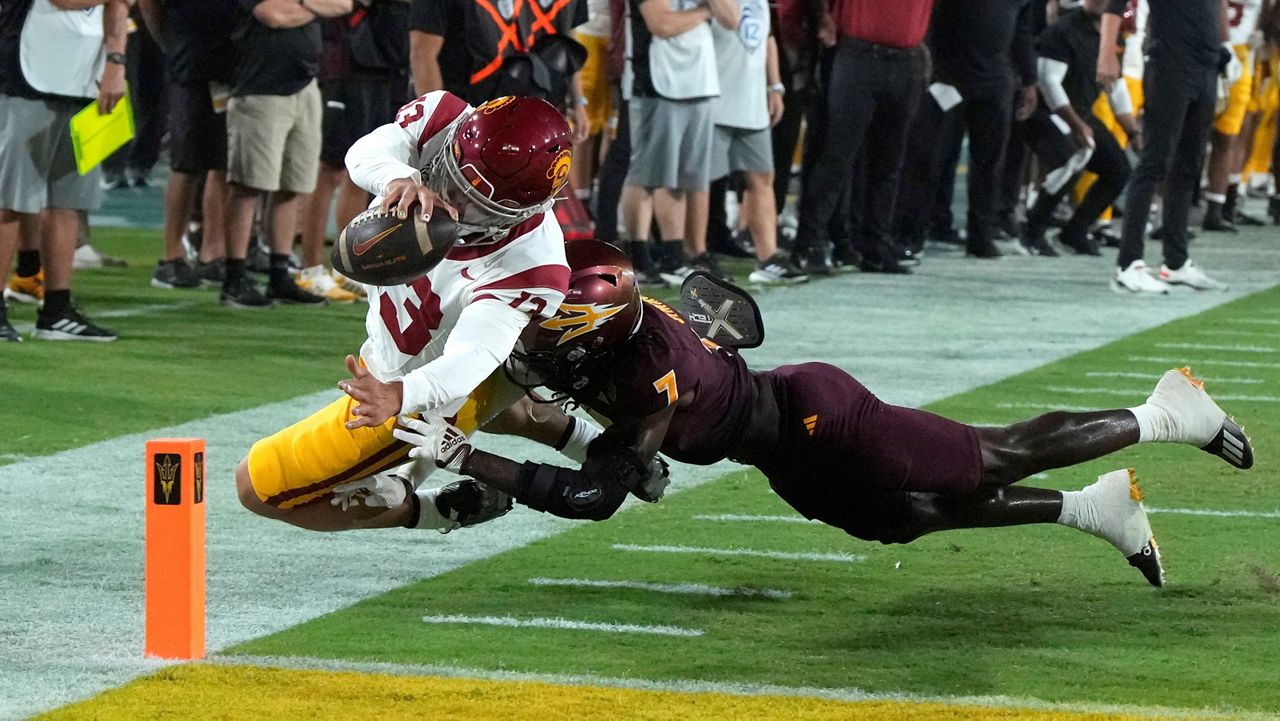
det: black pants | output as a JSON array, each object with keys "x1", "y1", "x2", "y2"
[
  {"x1": 797, "y1": 38, "x2": 925, "y2": 262},
  {"x1": 104, "y1": 27, "x2": 168, "y2": 176},
  {"x1": 1025, "y1": 113, "x2": 1131, "y2": 242},
  {"x1": 594, "y1": 90, "x2": 629, "y2": 244},
  {"x1": 1118, "y1": 58, "x2": 1217, "y2": 270}
]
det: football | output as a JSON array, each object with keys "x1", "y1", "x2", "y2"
[{"x1": 331, "y1": 205, "x2": 457, "y2": 286}]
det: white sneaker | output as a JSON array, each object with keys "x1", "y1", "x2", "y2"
[
  {"x1": 1159, "y1": 260, "x2": 1227, "y2": 291},
  {"x1": 297, "y1": 265, "x2": 358, "y2": 303},
  {"x1": 1062, "y1": 469, "x2": 1164, "y2": 587},
  {"x1": 1143, "y1": 368, "x2": 1254, "y2": 468},
  {"x1": 1111, "y1": 260, "x2": 1172, "y2": 295},
  {"x1": 748, "y1": 254, "x2": 809, "y2": 285},
  {"x1": 72, "y1": 243, "x2": 128, "y2": 270},
  {"x1": 331, "y1": 270, "x2": 368, "y2": 299}
]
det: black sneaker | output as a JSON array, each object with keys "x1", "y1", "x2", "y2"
[
  {"x1": 267, "y1": 276, "x2": 328, "y2": 306},
  {"x1": 1020, "y1": 232, "x2": 1058, "y2": 257},
  {"x1": 33, "y1": 304, "x2": 117, "y2": 342},
  {"x1": 1202, "y1": 203, "x2": 1238, "y2": 233},
  {"x1": 859, "y1": 255, "x2": 913, "y2": 274},
  {"x1": 1059, "y1": 230, "x2": 1101, "y2": 256},
  {"x1": 831, "y1": 244, "x2": 862, "y2": 273},
  {"x1": 0, "y1": 303, "x2": 20, "y2": 342},
  {"x1": 795, "y1": 244, "x2": 832, "y2": 276},
  {"x1": 636, "y1": 269, "x2": 671, "y2": 290},
  {"x1": 220, "y1": 275, "x2": 273, "y2": 309},
  {"x1": 710, "y1": 230, "x2": 755, "y2": 259},
  {"x1": 1269, "y1": 195, "x2": 1280, "y2": 224},
  {"x1": 246, "y1": 242, "x2": 272, "y2": 274},
  {"x1": 151, "y1": 258, "x2": 201, "y2": 289},
  {"x1": 748, "y1": 253, "x2": 809, "y2": 285},
  {"x1": 1234, "y1": 209, "x2": 1266, "y2": 227},
  {"x1": 966, "y1": 240, "x2": 1003, "y2": 259},
  {"x1": 195, "y1": 258, "x2": 226, "y2": 288}
]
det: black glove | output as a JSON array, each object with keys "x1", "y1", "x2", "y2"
[{"x1": 434, "y1": 479, "x2": 513, "y2": 528}]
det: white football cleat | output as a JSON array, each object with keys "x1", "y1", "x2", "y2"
[
  {"x1": 1066, "y1": 469, "x2": 1164, "y2": 587},
  {"x1": 1111, "y1": 260, "x2": 1172, "y2": 295},
  {"x1": 1144, "y1": 368, "x2": 1254, "y2": 468},
  {"x1": 1159, "y1": 260, "x2": 1226, "y2": 291}
]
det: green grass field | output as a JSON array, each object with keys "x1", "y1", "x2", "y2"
[
  {"x1": 7, "y1": 227, "x2": 1279, "y2": 718},
  {"x1": 225, "y1": 287, "x2": 1280, "y2": 715}
]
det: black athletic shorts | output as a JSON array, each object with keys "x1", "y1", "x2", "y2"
[
  {"x1": 168, "y1": 82, "x2": 227, "y2": 174},
  {"x1": 320, "y1": 75, "x2": 409, "y2": 168},
  {"x1": 756, "y1": 363, "x2": 984, "y2": 545}
]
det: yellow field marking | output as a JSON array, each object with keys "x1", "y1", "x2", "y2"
[{"x1": 36, "y1": 664, "x2": 1192, "y2": 721}]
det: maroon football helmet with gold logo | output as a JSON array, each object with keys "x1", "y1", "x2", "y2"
[
  {"x1": 425, "y1": 96, "x2": 573, "y2": 242},
  {"x1": 509, "y1": 240, "x2": 642, "y2": 395}
]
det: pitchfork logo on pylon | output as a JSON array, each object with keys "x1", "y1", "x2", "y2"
[{"x1": 154, "y1": 453, "x2": 181, "y2": 505}]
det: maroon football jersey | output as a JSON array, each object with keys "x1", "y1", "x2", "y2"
[{"x1": 573, "y1": 297, "x2": 757, "y2": 465}]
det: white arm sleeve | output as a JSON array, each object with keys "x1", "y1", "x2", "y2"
[
  {"x1": 1037, "y1": 57, "x2": 1072, "y2": 112},
  {"x1": 398, "y1": 300, "x2": 532, "y2": 416},
  {"x1": 345, "y1": 122, "x2": 422, "y2": 199},
  {"x1": 1107, "y1": 78, "x2": 1133, "y2": 117}
]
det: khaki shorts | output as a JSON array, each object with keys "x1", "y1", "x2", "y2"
[
  {"x1": 0, "y1": 94, "x2": 102, "y2": 214},
  {"x1": 227, "y1": 80, "x2": 322, "y2": 193}
]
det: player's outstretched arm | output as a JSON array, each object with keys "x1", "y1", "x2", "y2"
[{"x1": 395, "y1": 409, "x2": 675, "y2": 521}]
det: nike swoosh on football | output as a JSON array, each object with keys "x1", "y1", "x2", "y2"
[{"x1": 353, "y1": 224, "x2": 402, "y2": 256}]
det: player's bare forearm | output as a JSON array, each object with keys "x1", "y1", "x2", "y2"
[
  {"x1": 103, "y1": 0, "x2": 128, "y2": 54},
  {"x1": 639, "y1": 0, "x2": 711, "y2": 39},
  {"x1": 705, "y1": 0, "x2": 740, "y2": 30},
  {"x1": 303, "y1": 0, "x2": 353, "y2": 19},
  {"x1": 410, "y1": 32, "x2": 445, "y2": 95},
  {"x1": 458, "y1": 449, "x2": 530, "y2": 499}
]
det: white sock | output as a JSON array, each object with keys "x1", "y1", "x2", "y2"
[
  {"x1": 411, "y1": 487, "x2": 461, "y2": 533},
  {"x1": 1057, "y1": 489, "x2": 1084, "y2": 527},
  {"x1": 1128, "y1": 402, "x2": 1180, "y2": 443},
  {"x1": 558, "y1": 417, "x2": 603, "y2": 463}
]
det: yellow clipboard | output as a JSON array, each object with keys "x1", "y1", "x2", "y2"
[{"x1": 69, "y1": 88, "x2": 135, "y2": 176}]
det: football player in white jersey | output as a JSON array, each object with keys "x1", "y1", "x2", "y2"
[
  {"x1": 1203, "y1": 0, "x2": 1265, "y2": 231},
  {"x1": 234, "y1": 94, "x2": 601, "y2": 534}
]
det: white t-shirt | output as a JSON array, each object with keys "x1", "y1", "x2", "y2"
[
  {"x1": 711, "y1": 0, "x2": 767, "y2": 129},
  {"x1": 345, "y1": 91, "x2": 569, "y2": 418},
  {"x1": 1227, "y1": 0, "x2": 1262, "y2": 45},
  {"x1": 649, "y1": 0, "x2": 719, "y2": 100},
  {"x1": 20, "y1": 0, "x2": 105, "y2": 99}
]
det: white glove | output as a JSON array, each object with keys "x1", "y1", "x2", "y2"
[
  {"x1": 392, "y1": 416, "x2": 472, "y2": 474},
  {"x1": 1224, "y1": 43, "x2": 1243, "y2": 84},
  {"x1": 330, "y1": 472, "x2": 411, "y2": 511}
]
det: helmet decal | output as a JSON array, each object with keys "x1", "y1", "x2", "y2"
[
  {"x1": 547, "y1": 149, "x2": 573, "y2": 191},
  {"x1": 540, "y1": 302, "x2": 626, "y2": 345},
  {"x1": 479, "y1": 96, "x2": 516, "y2": 114},
  {"x1": 460, "y1": 163, "x2": 496, "y2": 199}
]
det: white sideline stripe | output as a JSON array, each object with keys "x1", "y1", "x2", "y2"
[
  {"x1": 693, "y1": 513, "x2": 816, "y2": 524},
  {"x1": 1086, "y1": 371, "x2": 1262, "y2": 384},
  {"x1": 421, "y1": 613, "x2": 703, "y2": 637},
  {"x1": 996, "y1": 401, "x2": 1099, "y2": 412},
  {"x1": 1155, "y1": 342, "x2": 1276, "y2": 353},
  {"x1": 612, "y1": 543, "x2": 864, "y2": 563},
  {"x1": 1045, "y1": 386, "x2": 1280, "y2": 403},
  {"x1": 1148, "y1": 507, "x2": 1280, "y2": 519},
  {"x1": 1127, "y1": 355, "x2": 1280, "y2": 369},
  {"x1": 1229, "y1": 318, "x2": 1280, "y2": 326},
  {"x1": 1195, "y1": 329, "x2": 1278, "y2": 338},
  {"x1": 527, "y1": 577, "x2": 794, "y2": 600},
  {"x1": 209, "y1": 655, "x2": 1268, "y2": 721}
]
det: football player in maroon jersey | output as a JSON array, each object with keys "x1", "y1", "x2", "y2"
[{"x1": 396, "y1": 240, "x2": 1255, "y2": 586}]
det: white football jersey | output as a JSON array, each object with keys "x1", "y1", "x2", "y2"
[
  {"x1": 346, "y1": 91, "x2": 569, "y2": 417},
  {"x1": 1227, "y1": 0, "x2": 1262, "y2": 45}
]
